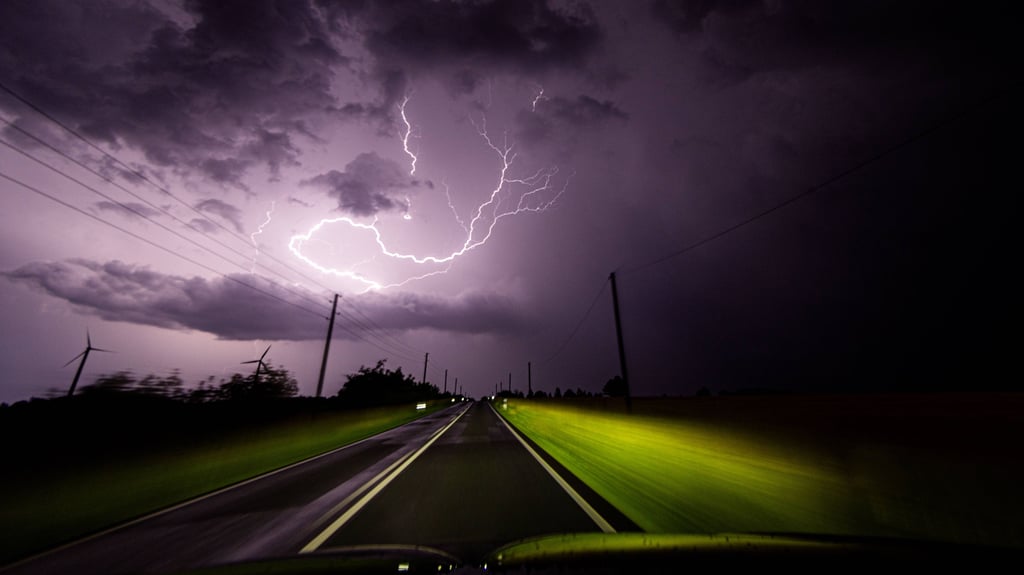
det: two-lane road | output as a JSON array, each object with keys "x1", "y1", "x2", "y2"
[
  {"x1": 311, "y1": 400, "x2": 611, "y2": 560},
  {"x1": 4, "y1": 401, "x2": 621, "y2": 573}
]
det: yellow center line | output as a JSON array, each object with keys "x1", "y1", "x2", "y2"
[
  {"x1": 489, "y1": 402, "x2": 616, "y2": 534},
  {"x1": 300, "y1": 404, "x2": 472, "y2": 553}
]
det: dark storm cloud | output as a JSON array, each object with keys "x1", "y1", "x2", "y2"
[
  {"x1": 188, "y1": 218, "x2": 220, "y2": 234},
  {"x1": 94, "y1": 201, "x2": 161, "y2": 220},
  {"x1": 0, "y1": 0, "x2": 341, "y2": 187},
  {"x1": 650, "y1": 0, "x2": 1012, "y2": 84},
  {"x1": 516, "y1": 94, "x2": 627, "y2": 144},
  {"x1": 348, "y1": 290, "x2": 529, "y2": 336},
  {"x1": 303, "y1": 152, "x2": 421, "y2": 216},
  {"x1": 321, "y1": 0, "x2": 603, "y2": 104},
  {"x1": 4, "y1": 259, "x2": 529, "y2": 340},
  {"x1": 546, "y1": 95, "x2": 628, "y2": 125},
  {"x1": 195, "y1": 199, "x2": 244, "y2": 233}
]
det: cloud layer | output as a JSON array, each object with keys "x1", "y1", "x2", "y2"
[
  {"x1": 303, "y1": 152, "x2": 423, "y2": 216},
  {"x1": 5, "y1": 259, "x2": 529, "y2": 340}
]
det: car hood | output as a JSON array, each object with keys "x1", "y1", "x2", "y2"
[{"x1": 173, "y1": 532, "x2": 1022, "y2": 574}]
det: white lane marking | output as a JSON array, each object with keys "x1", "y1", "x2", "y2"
[
  {"x1": 300, "y1": 404, "x2": 472, "y2": 552},
  {"x1": 489, "y1": 402, "x2": 616, "y2": 533},
  {"x1": 0, "y1": 406, "x2": 461, "y2": 572}
]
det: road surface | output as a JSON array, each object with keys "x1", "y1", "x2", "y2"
[{"x1": 3, "y1": 401, "x2": 629, "y2": 573}]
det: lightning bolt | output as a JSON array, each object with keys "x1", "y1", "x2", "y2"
[
  {"x1": 289, "y1": 92, "x2": 570, "y2": 291},
  {"x1": 443, "y1": 178, "x2": 468, "y2": 233},
  {"x1": 249, "y1": 201, "x2": 275, "y2": 273},
  {"x1": 532, "y1": 85, "x2": 547, "y2": 112},
  {"x1": 398, "y1": 94, "x2": 418, "y2": 176}
]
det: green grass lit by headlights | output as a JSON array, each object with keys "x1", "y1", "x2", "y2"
[
  {"x1": 0, "y1": 402, "x2": 448, "y2": 565},
  {"x1": 499, "y1": 400, "x2": 869, "y2": 535}
]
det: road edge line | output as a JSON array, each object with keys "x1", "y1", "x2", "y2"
[
  {"x1": 489, "y1": 402, "x2": 616, "y2": 534},
  {"x1": 0, "y1": 404, "x2": 459, "y2": 573},
  {"x1": 300, "y1": 404, "x2": 471, "y2": 553}
]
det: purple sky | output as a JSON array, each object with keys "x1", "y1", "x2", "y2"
[{"x1": 0, "y1": 1, "x2": 1015, "y2": 403}]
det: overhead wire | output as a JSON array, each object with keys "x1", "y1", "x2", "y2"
[
  {"x1": 541, "y1": 278, "x2": 609, "y2": 364},
  {"x1": 0, "y1": 82, "x2": 428, "y2": 359},
  {"x1": 0, "y1": 169, "x2": 327, "y2": 318},
  {"x1": 0, "y1": 134, "x2": 333, "y2": 313},
  {"x1": 619, "y1": 86, "x2": 1015, "y2": 275}
]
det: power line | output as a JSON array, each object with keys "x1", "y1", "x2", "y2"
[
  {"x1": 0, "y1": 135, "x2": 333, "y2": 313},
  {"x1": 542, "y1": 278, "x2": 608, "y2": 364},
  {"x1": 0, "y1": 169, "x2": 328, "y2": 319},
  {"x1": 0, "y1": 81, "x2": 338, "y2": 295},
  {"x1": 0, "y1": 116, "x2": 328, "y2": 305},
  {"x1": 619, "y1": 86, "x2": 1014, "y2": 275},
  {"x1": 0, "y1": 84, "x2": 427, "y2": 358}
]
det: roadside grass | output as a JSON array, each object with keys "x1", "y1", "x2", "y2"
[
  {"x1": 496, "y1": 395, "x2": 1024, "y2": 548},
  {"x1": 0, "y1": 401, "x2": 448, "y2": 565}
]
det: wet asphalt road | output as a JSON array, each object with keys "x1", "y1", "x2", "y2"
[
  {"x1": 322, "y1": 401, "x2": 601, "y2": 561},
  {"x1": 3, "y1": 401, "x2": 617, "y2": 573}
]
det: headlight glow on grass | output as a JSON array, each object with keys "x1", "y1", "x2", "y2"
[{"x1": 498, "y1": 400, "x2": 862, "y2": 536}]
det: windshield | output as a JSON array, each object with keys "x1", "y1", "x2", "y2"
[{"x1": 0, "y1": 1, "x2": 1018, "y2": 574}]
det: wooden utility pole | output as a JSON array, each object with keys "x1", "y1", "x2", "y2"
[
  {"x1": 609, "y1": 272, "x2": 633, "y2": 411},
  {"x1": 422, "y1": 352, "x2": 429, "y2": 385},
  {"x1": 508, "y1": 371, "x2": 512, "y2": 395},
  {"x1": 528, "y1": 361, "x2": 532, "y2": 396},
  {"x1": 444, "y1": 369, "x2": 448, "y2": 394},
  {"x1": 316, "y1": 293, "x2": 338, "y2": 398}
]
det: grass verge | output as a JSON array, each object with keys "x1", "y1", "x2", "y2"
[
  {"x1": 495, "y1": 395, "x2": 1024, "y2": 548},
  {"x1": 0, "y1": 401, "x2": 448, "y2": 565}
]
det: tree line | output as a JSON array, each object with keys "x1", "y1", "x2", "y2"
[{"x1": 4, "y1": 359, "x2": 448, "y2": 408}]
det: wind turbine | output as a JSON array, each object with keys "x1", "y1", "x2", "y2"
[
  {"x1": 242, "y1": 345, "x2": 271, "y2": 386},
  {"x1": 63, "y1": 330, "x2": 113, "y2": 397}
]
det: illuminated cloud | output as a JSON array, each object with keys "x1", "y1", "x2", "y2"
[
  {"x1": 195, "y1": 199, "x2": 245, "y2": 233},
  {"x1": 303, "y1": 152, "x2": 423, "y2": 216},
  {"x1": 4, "y1": 259, "x2": 528, "y2": 340}
]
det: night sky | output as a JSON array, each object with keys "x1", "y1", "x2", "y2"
[{"x1": 0, "y1": 0, "x2": 1016, "y2": 403}]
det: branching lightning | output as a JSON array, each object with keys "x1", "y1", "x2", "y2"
[
  {"x1": 249, "y1": 201, "x2": 275, "y2": 273},
  {"x1": 398, "y1": 94, "x2": 418, "y2": 176},
  {"x1": 442, "y1": 178, "x2": 468, "y2": 233},
  {"x1": 289, "y1": 91, "x2": 570, "y2": 291},
  {"x1": 531, "y1": 85, "x2": 547, "y2": 112}
]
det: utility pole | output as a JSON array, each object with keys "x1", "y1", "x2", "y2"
[
  {"x1": 528, "y1": 361, "x2": 532, "y2": 396},
  {"x1": 494, "y1": 382, "x2": 498, "y2": 396},
  {"x1": 609, "y1": 272, "x2": 633, "y2": 411},
  {"x1": 316, "y1": 293, "x2": 338, "y2": 398},
  {"x1": 454, "y1": 377, "x2": 458, "y2": 396},
  {"x1": 508, "y1": 371, "x2": 512, "y2": 395},
  {"x1": 444, "y1": 369, "x2": 448, "y2": 394},
  {"x1": 422, "y1": 352, "x2": 429, "y2": 385}
]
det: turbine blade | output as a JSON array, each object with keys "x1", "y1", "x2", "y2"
[
  {"x1": 260, "y1": 345, "x2": 271, "y2": 361},
  {"x1": 242, "y1": 359, "x2": 259, "y2": 364},
  {"x1": 86, "y1": 329, "x2": 92, "y2": 348},
  {"x1": 62, "y1": 351, "x2": 86, "y2": 368},
  {"x1": 91, "y1": 348, "x2": 114, "y2": 353}
]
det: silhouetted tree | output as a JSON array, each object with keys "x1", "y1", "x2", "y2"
[
  {"x1": 80, "y1": 371, "x2": 136, "y2": 396},
  {"x1": 137, "y1": 370, "x2": 186, "y2": 400},
  {"x1": 554, "y1": 387, "x2": 562, "y2": 398},
  {"x1": 218, "y1": 362, "x2": 298, "y2": 401},
  {"x1": 602, "y1": 375, "x2": 627, "y2": 397},
  {"x1": 696, "y1": 386, "x2": 711, "y2": 397},
  {"x1": 337, "y1": 360, "x2": 439, "y2": 406}
]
